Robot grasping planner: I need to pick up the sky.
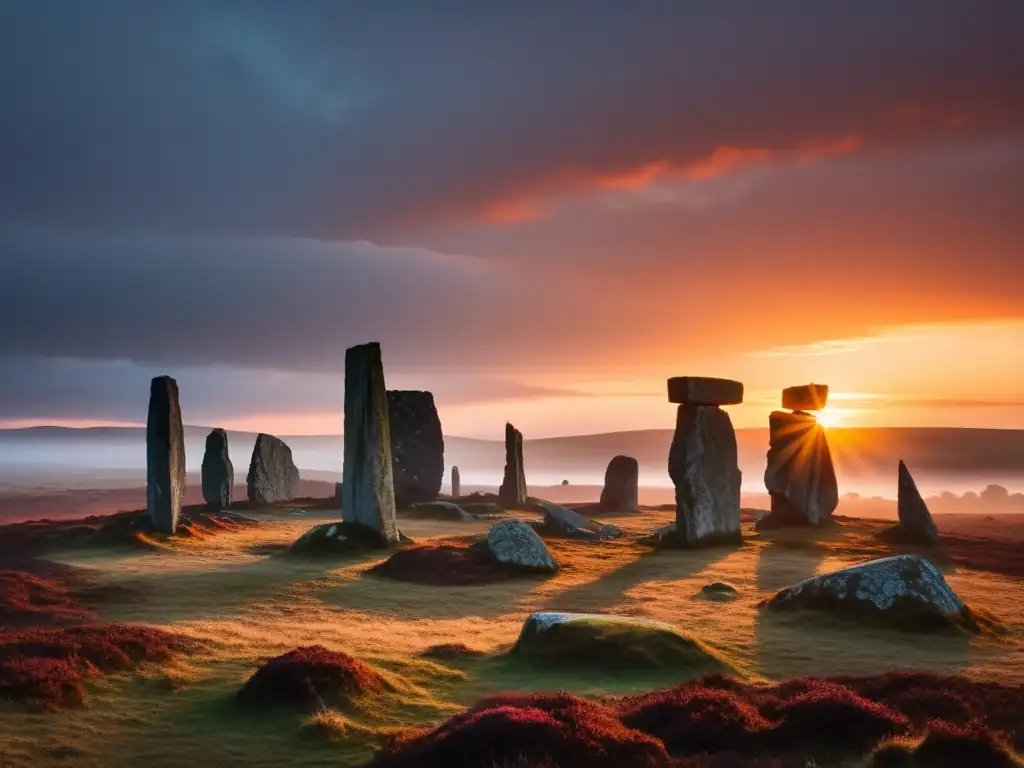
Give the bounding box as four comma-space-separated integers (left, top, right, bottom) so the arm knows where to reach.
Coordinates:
0, 1, 1022, 439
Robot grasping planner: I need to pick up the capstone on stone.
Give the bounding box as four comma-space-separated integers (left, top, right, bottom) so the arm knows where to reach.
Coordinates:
387, 389, 444, 506
246, 433, 300, 504
146, 376, 186, 533
667, 376, 744, 406
598, 455, 639, 512
201, 428, 233, 509
763, 410, 838, 525
782, 383, 830, 411
668, 404, 742, 545
341, 342, 400, 544
497, 422, 528, 507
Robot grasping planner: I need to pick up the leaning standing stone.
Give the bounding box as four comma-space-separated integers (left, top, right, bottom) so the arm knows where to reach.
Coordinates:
201, 428, 233, 509
498, 422, 528, 507
668, 404, 742, 545
246, 433, 299, 504
451, 465, 461, 497
341, 342, 399, 544
387, 389, 444, 506
598, 455, 639, 512
883, 460, 939, 545
147, 376, 186, 533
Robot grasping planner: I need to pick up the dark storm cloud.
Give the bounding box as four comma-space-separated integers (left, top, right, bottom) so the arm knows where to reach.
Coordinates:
1, 0, 1022, 237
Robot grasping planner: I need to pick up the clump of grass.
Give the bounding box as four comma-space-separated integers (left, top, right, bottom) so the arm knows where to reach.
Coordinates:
236, 645, 389, 711
420, 643, 487, 662
366, 541, 535, 586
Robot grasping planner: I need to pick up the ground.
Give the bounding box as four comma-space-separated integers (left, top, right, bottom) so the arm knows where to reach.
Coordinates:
0, 504, 1022, 767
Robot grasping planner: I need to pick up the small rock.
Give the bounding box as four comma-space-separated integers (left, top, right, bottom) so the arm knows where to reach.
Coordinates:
698, 582, 739, 600
667, 376, 744, 406
598, 455, 639, 513
782, 383, 829, 411
246, 434, 300, 504
485, 519, 557, 572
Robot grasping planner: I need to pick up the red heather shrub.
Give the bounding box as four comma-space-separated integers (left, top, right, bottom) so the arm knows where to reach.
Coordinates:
869, 722, 1022, 767
236, 646, 385, 710
0, 568, 93, 627
0, 624, 191, 707
367, 542, 526, 586
367, 692, 670, 768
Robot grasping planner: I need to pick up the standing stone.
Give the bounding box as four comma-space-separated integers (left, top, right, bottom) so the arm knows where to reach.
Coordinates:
342, 342, 399, 544
201, 428, 233, 509
598, 455, 639, 512
146, 376, 186, 533
246, 434, 299, 504
386, 390, 444, 506
893, 460, 939, 545
668, 405, 742, 545
763, 411, 838, 525
498, 422, 527, 508
451, 465, 461, 498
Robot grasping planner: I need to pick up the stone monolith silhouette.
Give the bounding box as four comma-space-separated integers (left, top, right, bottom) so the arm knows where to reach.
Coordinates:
451, 465, 461, 497
147, 376, 186, 533
246, 434, 299, 504
498, 423, 527, 507
598, 455, 639, 512
201, 428, 233, 509
387, 389, 444, 506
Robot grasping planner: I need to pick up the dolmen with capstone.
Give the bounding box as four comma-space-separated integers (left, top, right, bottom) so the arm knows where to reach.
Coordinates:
880, 460, 939, 546
598, 455, 639, 513
387, 389, 444, 506
201, 428, 233, 509
147, 375, 186, 533
758, 383, 838, 528
497, 422, 528, 508
528, 499, 622, 541
246, 433, 299, 504
655, 377, 743, 547
761, 554, 977, 632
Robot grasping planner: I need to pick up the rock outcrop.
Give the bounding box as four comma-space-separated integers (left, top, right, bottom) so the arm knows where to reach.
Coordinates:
598, 455, 639, 512
387, 389, 444, 506
761, 408, 838, 526
667, 395, 742, 546
497, 422, 527, 507
451, 465, 460, 497
512, 612, 726, 671
246, 433, 300, 504
667, 376, 744, 406
762, 554, 977, 631
485, 519, 556, 572
341, 342, 400, 545
882, 460, 940, 545
146, 376, 186, 533
201, 428, 233, 509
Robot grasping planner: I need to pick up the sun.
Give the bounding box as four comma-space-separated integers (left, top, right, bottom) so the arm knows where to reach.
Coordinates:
816, 408, 845, 429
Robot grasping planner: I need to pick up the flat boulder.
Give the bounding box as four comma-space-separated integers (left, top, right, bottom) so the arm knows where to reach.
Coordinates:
882, 460, 939, 546
246, 433, 299, 504
387, 390, 445, 506
201, 428, 233, 509
512, 612, 726, 671
761, 554, 978, 632
598, 455, 639, 512
762, 410, 838, 526
529, 499, 622, 540
668, 404, 742, 545
667, 377, 744, 406
146, 375, 186, 533
782, 383, 829, 411
485, 519, 557, 573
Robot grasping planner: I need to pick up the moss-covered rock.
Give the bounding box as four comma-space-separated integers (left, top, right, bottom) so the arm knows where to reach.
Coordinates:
290, 521, 412, 555
761, 554, 979, 632
511, 612, 726, 671
485, 519, 557, 573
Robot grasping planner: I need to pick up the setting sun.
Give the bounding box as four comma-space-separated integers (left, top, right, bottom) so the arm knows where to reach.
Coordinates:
816, 408, 845, 428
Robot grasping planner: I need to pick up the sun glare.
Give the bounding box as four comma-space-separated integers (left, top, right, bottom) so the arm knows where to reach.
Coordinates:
816, 409, 844, 429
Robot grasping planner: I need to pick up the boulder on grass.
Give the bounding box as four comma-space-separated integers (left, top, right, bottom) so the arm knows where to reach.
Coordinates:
512, 612, 726, 671
761, 554, 978, 632
485, 519, 557, 573
290, 521, 413, 556
246, 434, 299, 504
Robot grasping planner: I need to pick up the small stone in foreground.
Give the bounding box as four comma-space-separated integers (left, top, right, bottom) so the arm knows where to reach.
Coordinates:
667, 376, 744, 406
147, 375, 186, 533
246, 433, 300, 504
782, 383, 830, 411
485, 519, 556, 573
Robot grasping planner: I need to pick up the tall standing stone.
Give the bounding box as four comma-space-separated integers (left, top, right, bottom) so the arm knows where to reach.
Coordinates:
201, 428, 233, 509
451, 465, 461, 497
246, 434, 299, 504
598, 455, 639, 512
668, 404, 742, 545
386, 390, 444, 506
763, 409, 838, 525
498, 422, 527, 508
342, 342, 399, 544
146, 376, 186, 533
895, 460, 939, 545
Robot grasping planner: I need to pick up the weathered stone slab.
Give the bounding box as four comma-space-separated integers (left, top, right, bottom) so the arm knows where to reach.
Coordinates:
201, 428, 233, 509
146, 376, 186, 533
497, 422, 527, 507
667, 376, 744, 406
668, 405, 742, 546
763, 410, 838, 525
342, 342, 400, 545
485, 519, 556, 572
598, 455, 639, 512
246, 433, 300, 504
889, 460, 939, 545
782, 383, 829, 411
529, 499, 623, 540
451, 465, 461, 497
762, 555, 977, 632
387, 389, 444, 506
